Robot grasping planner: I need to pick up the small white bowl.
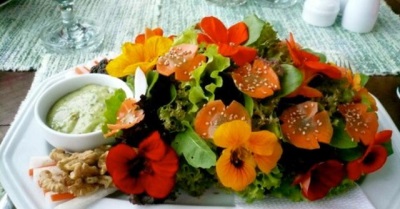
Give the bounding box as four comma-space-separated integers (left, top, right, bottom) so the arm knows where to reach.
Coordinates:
34, 73, 133, 152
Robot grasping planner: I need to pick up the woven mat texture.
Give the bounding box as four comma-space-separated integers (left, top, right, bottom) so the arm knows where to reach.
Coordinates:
0, 0, 399, 75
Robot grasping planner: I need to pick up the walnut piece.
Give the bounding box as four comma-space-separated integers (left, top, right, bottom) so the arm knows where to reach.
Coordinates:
40, 145, 113, 196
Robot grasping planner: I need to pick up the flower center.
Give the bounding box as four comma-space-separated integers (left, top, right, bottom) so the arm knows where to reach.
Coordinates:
128, 155, 146, 177
230, 149, 247, 168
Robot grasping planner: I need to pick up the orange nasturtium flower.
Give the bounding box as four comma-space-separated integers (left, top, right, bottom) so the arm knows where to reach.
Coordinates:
106, 36, 173, 77
280, 101, 333, 150
285, 33, 342, 98
104, 98, 145, 138
197, 16, 257, 66
213, 120, 282, 191
232, 58, 280, 99
156, 44, 206, 81
135, 27, 164, 44
338, 103, 378, 145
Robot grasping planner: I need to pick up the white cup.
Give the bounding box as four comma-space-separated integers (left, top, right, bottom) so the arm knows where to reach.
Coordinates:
302, 0, 340, 27
341, 0, 380, 33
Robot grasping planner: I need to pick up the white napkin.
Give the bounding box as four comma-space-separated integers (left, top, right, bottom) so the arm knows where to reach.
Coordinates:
235, 186, 375, 209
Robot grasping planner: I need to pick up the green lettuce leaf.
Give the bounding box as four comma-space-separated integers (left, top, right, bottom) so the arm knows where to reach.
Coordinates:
146, 70, 159, 98
172, 123, 216, 169
102, 89, 126, 134
173, 26, 198, 45
276, 64, 303, 97
330, 118, 358, 149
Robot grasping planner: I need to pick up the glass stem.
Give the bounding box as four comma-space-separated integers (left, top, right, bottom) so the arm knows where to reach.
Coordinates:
58, 0, 81, 40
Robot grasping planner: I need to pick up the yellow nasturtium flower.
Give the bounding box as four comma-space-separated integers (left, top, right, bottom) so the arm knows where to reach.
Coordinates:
213, 120, 282, 191
106, 36, 173, 77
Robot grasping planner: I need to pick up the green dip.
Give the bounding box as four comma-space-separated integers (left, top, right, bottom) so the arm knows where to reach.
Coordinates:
47, 84, 115, 134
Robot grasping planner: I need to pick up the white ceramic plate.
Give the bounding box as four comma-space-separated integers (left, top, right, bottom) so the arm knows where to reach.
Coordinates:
0, 70, 400, 209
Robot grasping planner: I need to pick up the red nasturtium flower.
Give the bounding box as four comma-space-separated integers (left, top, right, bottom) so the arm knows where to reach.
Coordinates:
104, 98, 145, 138
213, 120, 283, 191
232, 58, 281, 99
194, 100, 251, 139
347, 130, 392, 181
338, 103, 378, 145
285, 33, 342, 98
106, 131, 179, 198
280, 101, 333, 150
293, 160, 346, 201
197, 16, 257, 66
156, 44, 206, 81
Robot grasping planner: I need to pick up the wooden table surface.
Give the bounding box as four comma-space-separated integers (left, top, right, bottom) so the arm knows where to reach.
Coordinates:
1, 0, 400, 144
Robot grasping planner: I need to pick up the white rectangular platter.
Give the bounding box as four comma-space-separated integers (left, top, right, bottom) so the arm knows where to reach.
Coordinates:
1, 71, 399, 209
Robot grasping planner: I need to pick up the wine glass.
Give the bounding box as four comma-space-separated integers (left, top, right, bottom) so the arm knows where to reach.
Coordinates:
40, 0, 103, 53
255, 0, 298, 8
205, 0, 247, 6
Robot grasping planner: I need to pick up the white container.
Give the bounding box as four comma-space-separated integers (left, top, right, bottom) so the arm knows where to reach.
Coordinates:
34, 74, 133, 152
339, 0, 349, 15
302, 0, 341, 27
341, 0, 380, 33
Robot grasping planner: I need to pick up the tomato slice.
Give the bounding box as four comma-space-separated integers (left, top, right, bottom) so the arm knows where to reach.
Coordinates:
194, 100, 251, 139
338, 103, 378, 145
280, 101, 333, 149
232, 58, 280, 99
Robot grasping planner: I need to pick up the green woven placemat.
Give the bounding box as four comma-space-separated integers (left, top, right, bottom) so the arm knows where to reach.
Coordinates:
0, 0, 399, 75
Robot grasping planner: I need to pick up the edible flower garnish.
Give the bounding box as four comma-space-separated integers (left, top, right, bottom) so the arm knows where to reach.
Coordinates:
293, 160, 346, 201
285, 33, 342, 98
347, 130, 392, 181
106, 36, 172, 77
106, 131, 179, 199
197, 16, 257, 66
213, 120, 282, 191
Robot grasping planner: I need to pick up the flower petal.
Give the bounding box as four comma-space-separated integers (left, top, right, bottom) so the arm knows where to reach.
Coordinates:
198, 16, 228, 44
360, 145, 388, 174
228, 22, 249, 45
106, 144, 138, 175
175, 54, 206, 81
229, 45, 257, 66
254, 143, 283, 173
150, 147, 179, 178
143, 174, 175, 199
139, 132, 167, 161
157, 44, 199, 77
216, 149, 256, 191
213, 120, 251, 149
246, 130, 278, 156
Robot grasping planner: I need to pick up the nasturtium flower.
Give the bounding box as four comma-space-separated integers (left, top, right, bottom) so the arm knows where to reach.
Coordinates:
194, 100, 251, 139
285, 33, 342, 98
197, 16, 257, 66
106, 36, 173, 77
338, 103, 378, 145
232, 58, 280, 99
156, 44, 206, 81
213, 120, 282, 191
280, 101, 333, 150
106, 131, 179, 199
293, 160, 346, 201
135, 27, 164, 44
347, 130, 392, 181
104, 98, 144, 138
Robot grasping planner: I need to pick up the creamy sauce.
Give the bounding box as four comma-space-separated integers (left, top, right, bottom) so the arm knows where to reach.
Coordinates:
47, 84, 115, 134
